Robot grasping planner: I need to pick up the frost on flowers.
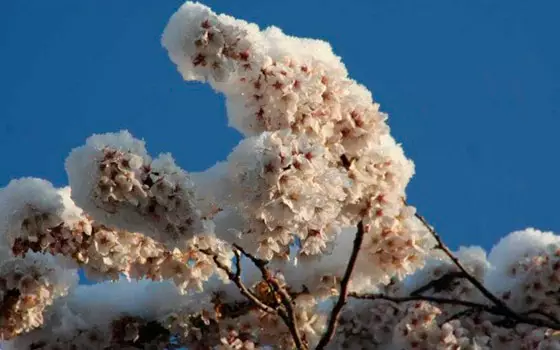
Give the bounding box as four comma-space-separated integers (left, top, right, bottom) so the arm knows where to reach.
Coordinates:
1, 1, 559, 349
0, 177, 231, 294
163, 2, 433, 286
65, 131, 209, 250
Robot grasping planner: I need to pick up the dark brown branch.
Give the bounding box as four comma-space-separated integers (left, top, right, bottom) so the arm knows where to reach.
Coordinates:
211, 297, 254, 319
270, 281, 306, 349
405, 200, 517, 317
233, 244, 308, 350
315, 221, 366, 349
350, 292, 500, 313
340, 154, 352, 170
401, 200, 560, 330
410, 271, 466, 296
521, 309, 560, 325
348, 293, 560, 330
200, 249, 276, 315
439, 308, 478, 326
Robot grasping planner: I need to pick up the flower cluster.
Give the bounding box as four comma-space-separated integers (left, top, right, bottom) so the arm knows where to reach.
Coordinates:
0, 178, 232, 294
391, 301, 457, 349
332, 295, 400, 348
222, 131, 348, 259
1, 2, 559, 349
2, 280, 186, 349
65, 131, 206, 250
503, 246, 560, 318
5, 229, 560, 349
165, 289, 326, 349
334, 297, 560, 349
330, 230, 560, 349
403, 246, 490, 319
163, 2, 434, 294
0, 252, 77, 340
487, 229, 560, 320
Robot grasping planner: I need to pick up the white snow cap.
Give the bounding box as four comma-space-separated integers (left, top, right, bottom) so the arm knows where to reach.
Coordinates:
65, 130, 207, 250
485, 228, 560, 294
0, 178, 84, 252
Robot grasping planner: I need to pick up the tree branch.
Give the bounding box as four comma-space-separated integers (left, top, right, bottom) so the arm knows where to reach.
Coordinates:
439, 308, 478, 326
401, 200, 560, 330
348, 292, 560, 330
405, 200, 518, 316
410, 271, 466, 296
233, 244, 308, 350
315, 221, 366, 349
350, 293, 499, 313
521, 309, 560, 325
200, 249, 276, 315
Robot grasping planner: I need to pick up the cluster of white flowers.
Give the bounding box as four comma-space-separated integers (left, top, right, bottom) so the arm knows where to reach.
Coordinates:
391, 301, 461, 349
485, 229, 560, 320
0, 251, 77, 340
334, 297, 560, 350
2, 280, 184, 349
0, 178, 88, 253
65, 131, 210, 250
1, 2, 560, 349
0, 179, 79, 339
402, 246, 491, 319
331, 285, 401, 349
328, 230, 560, 349
165, 287, 326, 349
222, 131, 349, 259
503, 246, 560, 316
78, 225, 232, 293
163, 2, 435, 295
0, 177, 232, 295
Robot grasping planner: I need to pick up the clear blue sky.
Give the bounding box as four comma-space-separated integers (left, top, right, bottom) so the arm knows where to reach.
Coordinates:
1, 1, 558, 257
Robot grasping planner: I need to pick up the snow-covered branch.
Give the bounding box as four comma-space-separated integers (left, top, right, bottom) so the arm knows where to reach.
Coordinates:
1, 1, 559, 349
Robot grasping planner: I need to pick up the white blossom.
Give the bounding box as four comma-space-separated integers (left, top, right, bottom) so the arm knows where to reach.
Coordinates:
1, 2, 559, 349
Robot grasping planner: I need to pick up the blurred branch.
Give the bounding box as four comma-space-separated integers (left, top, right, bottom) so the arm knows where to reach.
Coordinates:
399, 199, 560, 330
409, 203, 514, 314
200, 249, 276, 315
410, 271, 466, 296
233, 244, 308, 350
348, 292, 560, 330
316, 221, 366, 349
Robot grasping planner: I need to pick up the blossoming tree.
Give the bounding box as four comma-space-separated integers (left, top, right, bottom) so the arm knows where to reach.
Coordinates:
1, 2, 559, 349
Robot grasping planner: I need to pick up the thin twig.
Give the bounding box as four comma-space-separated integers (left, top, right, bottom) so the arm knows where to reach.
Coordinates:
271, 282, 307, 349
405, 200, 517, 316
521, 309, 560, 325
315, 221, 366, 349
439, 308, 478, 326
340, 154, 352, 169
200, 249, 276, 315
350, 293, 500, 313
233, 244, 308, 350
348, 293, 560, 329
410, 271, 466, 296
403, 200, 560, 330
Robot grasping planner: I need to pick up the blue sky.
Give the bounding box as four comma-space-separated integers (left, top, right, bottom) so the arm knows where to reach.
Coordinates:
0, 0, 558, 261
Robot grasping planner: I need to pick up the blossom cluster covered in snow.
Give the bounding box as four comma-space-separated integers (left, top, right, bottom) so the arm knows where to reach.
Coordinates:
0, 2, 559, 349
